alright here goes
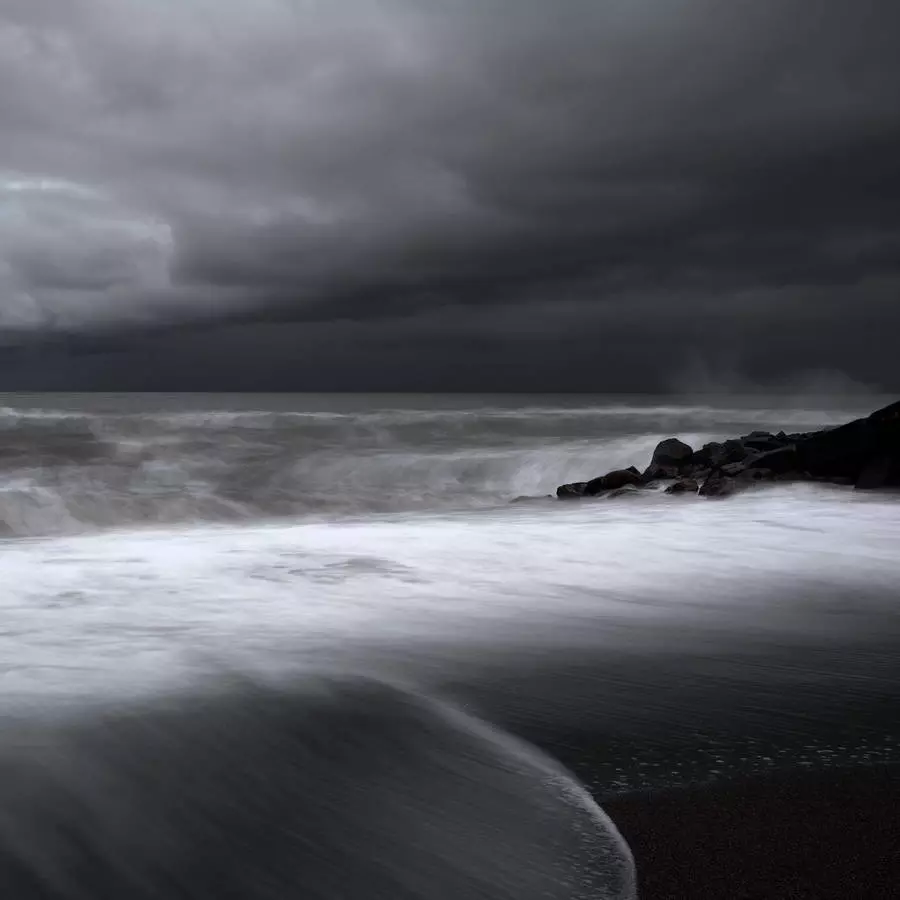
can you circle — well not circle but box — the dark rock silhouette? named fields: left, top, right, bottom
left=585, top=468, right=643, bottom=496
left=651, top=439, right=693, bottom=468
left=556, top=400, right=900, bottom=500
left=739, top=446, right=799, bottom=475
left=665, top=478, right=700, bottom=495
left=740, top=432, right=785, bottom=453
left=796, top=399, right=900, bottom=487
left=697, top=471, right=736, bottom=498
left=856, top=456, right=897, bottom=490
left=557, top=482, right=588, bottom=499
left=643, top=438, right=694, bottom=480
left=690, top=439, right=748, bottom=470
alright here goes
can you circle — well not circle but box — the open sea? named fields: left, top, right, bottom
left=1, top=392, right=898, bottom=897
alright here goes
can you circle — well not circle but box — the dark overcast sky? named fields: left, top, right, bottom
left=1, top=0, right=899, bottom=392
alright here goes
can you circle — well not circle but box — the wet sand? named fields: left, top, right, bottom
left=435, top=626, right=900, bottom=898
left=606, top=765, right=899, bottom=899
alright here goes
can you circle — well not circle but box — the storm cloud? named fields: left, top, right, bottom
left=1, top=0, right=899, bottom=390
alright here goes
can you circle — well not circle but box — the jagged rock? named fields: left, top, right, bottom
left=796, top=400, right=900, bottom=486
left=556, top=482, right=587, bottom=499
left=690, top=442, right=719, bottom=468
left=742, top=445, right=800, bottom=475
left=724, top=439, right=752, bottom=462
left=741, top=432, right=788, bottom=453
left=585, top=468, right=644, bottom=496
left=707, top=465, right=774, bottom=492
left=691, top=439, right=749, bottom=469
left=554, top=400, right=900, bottom=502
left=698, top=471, right=737, bottom=498
left=666, top=478, right=699, bottom=495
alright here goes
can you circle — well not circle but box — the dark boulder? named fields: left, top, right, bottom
left=741, top=432, right=788, bottom=453
left=690, top=442, right=719, bottom=468
left=719, top=461, right=777, bottom=483
left=691, top=439, right=749, bottom=469
left=554, top=399, right=900, bottom=502
left=556, top=466, right=645, bottom=499
left=796, top=399, right=900, bottom=486
left=742, top=445, right=800, bottom=475
left=724, top=439, right=752, bottom=462
left=709, top=445, right=798, bottom=487
left=666, top=478, right=700, bottom=495
left=644, top=438, right=694, bottom=480
left=698, top=471, right=737, bottom=498
left=652, top=438, right=694, bottom=468
left=556, top=482, right=587, bottom=499
left=585, top=468, right=644, bottom=496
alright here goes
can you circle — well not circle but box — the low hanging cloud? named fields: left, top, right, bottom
left=1, top=0, right=899, bottom=389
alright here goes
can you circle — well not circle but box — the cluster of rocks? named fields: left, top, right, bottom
left=557, top=399, right=900, bottom=500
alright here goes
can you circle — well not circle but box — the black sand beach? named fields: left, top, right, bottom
left=437, top=599, right=900, bottom=899
left=607, top=765, right=899, bottom=899
left=2, top=394, right=898, bottom=896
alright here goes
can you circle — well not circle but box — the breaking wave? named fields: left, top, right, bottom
left=0, top=674, right=636, bottom=899
left=0, top=399, right=868, bottom=537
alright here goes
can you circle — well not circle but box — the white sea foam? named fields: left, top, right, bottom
left=0, top=394, right=884, bottom=535
left=2, top=480, right=898, bottom=698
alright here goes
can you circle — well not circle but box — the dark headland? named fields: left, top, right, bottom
left=557, top=399, right=900, bottom=500
left=554, top=399, right=900, bottom=897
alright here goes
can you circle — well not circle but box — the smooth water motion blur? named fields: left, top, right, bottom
left=0, top=677, right=636, bottom=899
left=1, top=393, right=899, bottom=897
left=0, top=392, right=881, bottom=535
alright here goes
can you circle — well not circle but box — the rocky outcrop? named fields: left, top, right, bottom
left=585, top=467, right=643, bottom=496
left=556, top=399, right=900, bottom=501
left=690, top=439, right=750, bottom=469
left=643, top=438, right=694, bottom=480
left=557, top=467, right=642, bottom=498
left=697, top=471, right=736, bottom=498
left=653, top=438, right=693, bottom=468
left=557, top=481, right=589, bottom=499
left=856, top=456, right=897, bottom=490
left=795, top=399, right=900, bottom=488
left=665, top=478, right=700, bottom=495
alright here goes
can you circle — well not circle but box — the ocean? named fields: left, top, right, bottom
left=1, top=393, right=898, bottom=897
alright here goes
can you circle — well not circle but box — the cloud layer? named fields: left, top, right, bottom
left=1, top=0, right=899, bottom=389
